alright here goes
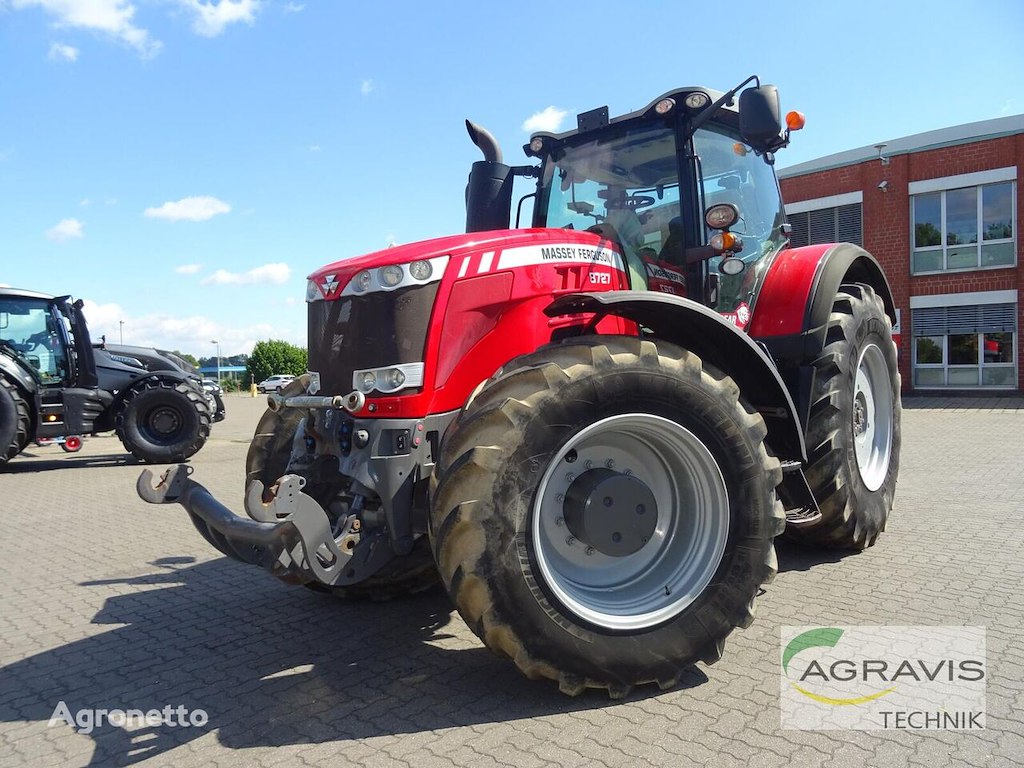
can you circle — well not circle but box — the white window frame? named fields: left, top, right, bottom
left=910, top=167, right=1017, bottom=275
left=912, top=332, right=1016, bottom=389
left=910, top=291, right=1018, bottom=390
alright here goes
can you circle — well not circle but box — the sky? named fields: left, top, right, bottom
left=2, top=0, right=1023, bottom=359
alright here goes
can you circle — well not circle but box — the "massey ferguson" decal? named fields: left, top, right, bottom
left=495, top=244, right=625, bottom=272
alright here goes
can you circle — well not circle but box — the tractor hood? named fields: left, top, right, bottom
left=308, top=231, right=513, bottom=296
left=307, top=228, right=625, bottom=301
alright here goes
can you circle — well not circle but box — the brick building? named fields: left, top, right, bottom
left=778, top=115, right=1024, bottom=393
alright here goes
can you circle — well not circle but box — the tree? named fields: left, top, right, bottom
left=247, top=340, right=307, bottom=385
left=173, top=350, right=200, bottom=368
left=914, top=222, right=941, bottom=247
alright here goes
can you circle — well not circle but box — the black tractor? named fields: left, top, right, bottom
left=0, top=288, right=217, bottom=465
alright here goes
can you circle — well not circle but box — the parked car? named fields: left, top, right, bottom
left=201, top=379, right=226, bottom=422
left=256, top=374, right=295, bottom=394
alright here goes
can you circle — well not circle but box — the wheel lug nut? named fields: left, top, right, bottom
left=585, top=546, right=595, bottom=556
left=605, top=459, right=615, bottom=469
left=565, top=472, right=575, bottom=482
left=584, top=460, right=593, bottom=469
left=565, top=536, right=576, bottom=546
left=624, top=469, right=632, bottom=476
left=556, top=493, right=564, bottom=503
left=555, top=516, right=564, bottom=527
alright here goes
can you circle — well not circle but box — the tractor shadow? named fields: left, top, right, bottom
left=774, top=537, right=857, bottom=573
left=0, top=557, right=704, bottom=767
left=0, top=451, right=142, bottom=473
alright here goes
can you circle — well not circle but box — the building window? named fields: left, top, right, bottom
left=911, top=181, right=1015, bottom=273
left=911, top=302, right=1017, bottom=388
left=788, top=203, right=862, bottom=248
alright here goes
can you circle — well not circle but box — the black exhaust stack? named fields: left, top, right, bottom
left=465, top=120, right=514, bottom=233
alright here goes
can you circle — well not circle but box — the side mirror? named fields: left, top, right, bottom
left=739, top=85, right=783, bottom=153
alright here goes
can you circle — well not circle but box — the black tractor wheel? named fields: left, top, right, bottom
left=429, top=336, right=784, bottom=697
left=788, top=283, right=901, bottom=549
left=245, top=376, right=439, bottom=600
left=115, top=378, right=211, bottom=463
left=0, top=377, right=31, bottom=465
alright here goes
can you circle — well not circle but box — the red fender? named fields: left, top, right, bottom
left=749, top=243, right=896, bottom=340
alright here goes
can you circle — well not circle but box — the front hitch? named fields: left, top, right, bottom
left=137, top=465, right=358, bottom=585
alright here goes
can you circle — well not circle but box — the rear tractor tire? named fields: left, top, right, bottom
left=430, top=336, right=785, bottom=697
left=115, top=378, right=211, bottom=464
left=788, top=283, right=901, bottom=549
left=0, top=377, right=31, bottom=465
left=244, top=376, right=439, bottom=601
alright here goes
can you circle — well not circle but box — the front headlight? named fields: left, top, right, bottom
left=408, top=260, right=432, bottom=281
left=339, top=255, right=449, bottom=296
left=379, top=264, right=404, bottom=287
left=353, top=363, right=424, bottom=395
left=358, top=371, right=377, bottom=392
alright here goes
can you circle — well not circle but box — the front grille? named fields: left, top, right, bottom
left=307, top=283, right=439, bottom=395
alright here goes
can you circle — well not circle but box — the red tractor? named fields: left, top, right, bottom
left=139, top=77, right=900, bottom=697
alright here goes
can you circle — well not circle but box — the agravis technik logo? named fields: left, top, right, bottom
left=780, top=626, right=986, bottom=730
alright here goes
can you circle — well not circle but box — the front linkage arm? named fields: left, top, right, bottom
left=137, top=465, right=357, bottom=585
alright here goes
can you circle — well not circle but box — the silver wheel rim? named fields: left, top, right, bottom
left=531, top=413, right=729, bottom=631
left=852, top=343, right=893, bottom=491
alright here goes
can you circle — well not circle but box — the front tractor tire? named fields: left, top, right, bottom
left=789, top=283, right=901, bottom=549
left=430, top=336, right=785, bottom=697
left=0, top=377, right=31, bottom=465
left=115, top=379, right=211, bottom=464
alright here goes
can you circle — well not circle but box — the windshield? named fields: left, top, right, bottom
left=0, top=298, right=68, bottom=383
left=536, top=120, right=788, bottom=315
left=537, top=124, right=681, bottom=258
left=693, top=126, right=788, bottom=313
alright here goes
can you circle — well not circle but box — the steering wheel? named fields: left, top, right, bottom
left=24, top=330, right=55, bottom=349
left=625, top=195, right=656, bottom=210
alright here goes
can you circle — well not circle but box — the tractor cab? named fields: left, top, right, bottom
left=467, top=77, right=803, bottom=324
left=0, top=291, right=95, bottom=390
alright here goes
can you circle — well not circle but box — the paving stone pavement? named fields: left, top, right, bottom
left=1, top=393, right=1022, bottom=768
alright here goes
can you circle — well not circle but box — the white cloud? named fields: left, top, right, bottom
left=48, top=42, right=78, bottom=61
left=360, top=79, right=374, bottom=95
left=81, top=300, right=300, bottom=356
left=308, top=143, right=321, bottom=152
left=175, top=264, right=202, bottom=275
left=12, top=0, right=162, bottom=57
left=522, top=106, right=568, bottom=133
left=45, top=218, right=84, bottom=242
left=282, top=1, right=304, bottom=12
left=180, top=0, right=260, bottom=37
left=144, top=195, right=231, bottom=222
left=200, top=262, right=290, bottom=286
left=79, top=198, right=91, bottom=207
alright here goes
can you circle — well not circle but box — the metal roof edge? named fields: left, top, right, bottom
left=778, top=114, right=1024, bottom=179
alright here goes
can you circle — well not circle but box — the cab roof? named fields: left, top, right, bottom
left=528, top=86, right=733, bottom=147
left=0, top=288, right=58, bottom=301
